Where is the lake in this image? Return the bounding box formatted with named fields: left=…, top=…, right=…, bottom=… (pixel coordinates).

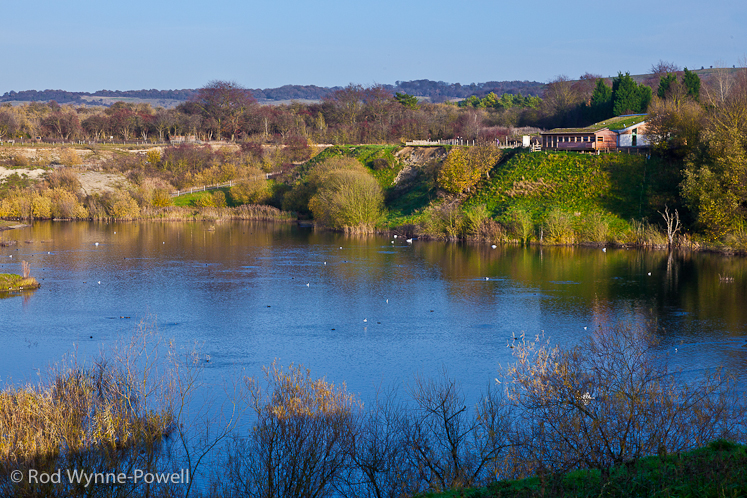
left=2, top=221, right=746, bottom=404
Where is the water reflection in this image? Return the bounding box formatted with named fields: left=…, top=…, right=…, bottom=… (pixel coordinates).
left=1, top=221, right=745, bottom=402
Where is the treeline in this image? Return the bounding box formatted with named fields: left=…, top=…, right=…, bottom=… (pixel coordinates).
left=0, top=69, right=715, bottom=147
left=0, top=88, right=198, bottom=105
left=0, top=82, right=551, bottom=146
left=0, top=79, right=545, bottom=105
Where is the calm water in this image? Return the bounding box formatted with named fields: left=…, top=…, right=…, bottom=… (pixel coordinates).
left=2, top=221, right=747, bottom=403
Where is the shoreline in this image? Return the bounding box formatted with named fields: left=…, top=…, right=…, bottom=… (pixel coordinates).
left=5, top=216, right=741, bottom=257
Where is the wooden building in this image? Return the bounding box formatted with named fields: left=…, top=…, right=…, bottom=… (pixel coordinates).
left=541, top=114, right=648, bottom=152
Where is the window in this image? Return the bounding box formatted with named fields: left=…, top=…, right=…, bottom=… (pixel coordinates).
left=597, top=136, right=603, bottom=142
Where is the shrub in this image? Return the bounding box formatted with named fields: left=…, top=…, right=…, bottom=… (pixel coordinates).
left=503, top=324, right=743, bottom=476
left=47, top=188, right=87, bottom=219
left=151, top=188, right=173, bottom=207
left=31, top=193, right=52, bottom=219
left=504, top=206, right=534, bottom=244
left=421, top=203, right=465, bottom=239
left=230, top=173, right=272, bottom=206
left=145, top=149, right=162, bottom=166
left=463, top=204, right=491, bottom=236
left=107, top=191, right=140, bottom=219
left=580, top=211, right=611, bottom=243
left=46, top=168, right=81, bottom=193
left=57, top=148, right=81, bottom=167
left=222, top=362, right=360, bottom=498
left=371, top=157, right=390, bottom=170
left=211, top=190, right=227, bottom=208
left=192, top=193, right=216, bottom=208
left=309, top=168, right=384, bottom=232
left=543, top=208, right=575, bottom=244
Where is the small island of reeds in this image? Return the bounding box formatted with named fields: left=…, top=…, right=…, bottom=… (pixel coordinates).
left=0, top=261, right=40, bottom=292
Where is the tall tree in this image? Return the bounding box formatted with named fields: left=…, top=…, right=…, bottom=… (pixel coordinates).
left=612, top=72, right=652, bottom=115
left=657, top=73, right=678, bottom=99
left=683, top=68, right=701, bottom=101
left=191, top=81, right=256, bottom=141
left=0, top=107, right=19, bottom=140
left=587, top=79, right=613, bottom=122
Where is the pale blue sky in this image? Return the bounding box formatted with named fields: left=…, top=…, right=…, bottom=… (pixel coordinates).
left=1, top=0, right=745, bottom=93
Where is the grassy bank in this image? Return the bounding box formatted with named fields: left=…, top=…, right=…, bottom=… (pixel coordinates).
left=298, top=146, right=681, bottom=246
left=1, top=142, right=744, bottom=250
left=418, top=440, right=747, bottom=498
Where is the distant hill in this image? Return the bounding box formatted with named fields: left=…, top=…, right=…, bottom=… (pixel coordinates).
left=0, top=79, right=545, bottom=107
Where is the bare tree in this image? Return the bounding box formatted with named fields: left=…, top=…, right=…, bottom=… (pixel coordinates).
left=650, top=60, right=681, bottom=78
left=504, top=324, right=742, bottom=478
left=405, top=369, right=514, bottom=492
left=659, top=204, right=682, bottom=248
left=221, top=362, right=359, bottom=498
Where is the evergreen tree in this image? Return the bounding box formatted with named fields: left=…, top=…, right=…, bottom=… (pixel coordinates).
left=683, top=68, right=701, bottom=101
left=587, top=79, right=613, bottom=121
left=657, top=73, right=678, bottom=99
left=394, top=92, right=419, bottom=109
left=612, top=72, right=652, bottom=116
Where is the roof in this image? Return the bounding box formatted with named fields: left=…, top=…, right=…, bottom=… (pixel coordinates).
left=541, top=114, right=647, bottom=134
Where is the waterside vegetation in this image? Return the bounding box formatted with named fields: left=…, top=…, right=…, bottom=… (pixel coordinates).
left=0, top=322, right=744, bottom=497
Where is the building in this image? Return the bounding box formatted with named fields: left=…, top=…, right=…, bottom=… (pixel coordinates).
left=540, top=114, right=648, bottom=152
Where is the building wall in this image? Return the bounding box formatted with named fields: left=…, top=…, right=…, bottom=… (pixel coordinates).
left=595, top=129, right=617, bottom=150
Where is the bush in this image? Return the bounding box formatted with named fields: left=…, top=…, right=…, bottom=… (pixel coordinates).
left=46, top=168, right=81, bottom=193
left=285, top=156, right=381, bottom=222
left=31, top=193, right=52, bottom=219
left=421, top=202, right=466, bottom=239
left=371, top=157, right=390, bottom=170
left=151, top=188, right=173, bottom=207
left=222, top=362, right=360, bottom=498
left=309, top=168, right=384, bottom=232
left=47, top=188, right=87, bottom=219
left=107, top=191, right=140, bottom=219
left=543, top=208, right=575, bottom=244
left=192, top=193, right=216, bottom=208
left=503, top=323, right=743, bottom=476
left=57, top=148, right=81, bottom=167
left=230, top=172, right=272, bottom=206
left=211, top=190, right=227, bottom=208
left=504, top=206, right=534, bottom=244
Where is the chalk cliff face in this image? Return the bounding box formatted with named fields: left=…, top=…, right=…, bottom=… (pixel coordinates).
left=393, top=146, right=447, bottom=186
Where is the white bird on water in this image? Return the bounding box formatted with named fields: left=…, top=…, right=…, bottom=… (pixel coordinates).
left=394, top=235, right=398, bottom=239
left=491, top=244, right=497, bottom=249
left=306, top=283, right=310, bottom=287
left=94, top=242, right=99, bottom=246
left=602, top=247, right=607, bottom=253
left=406, top=238, right=413, bottom=243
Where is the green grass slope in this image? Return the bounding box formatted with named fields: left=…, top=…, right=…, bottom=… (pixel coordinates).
left=417, top=440, right=747, bottom=498
left=465, top=150, right=679, bottom=223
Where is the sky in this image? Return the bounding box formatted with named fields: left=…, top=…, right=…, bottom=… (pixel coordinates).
left=1, top=0, right=745, bottom=94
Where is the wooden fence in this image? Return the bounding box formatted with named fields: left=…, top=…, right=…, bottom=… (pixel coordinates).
left=170, top=171, right=283, bottom=197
